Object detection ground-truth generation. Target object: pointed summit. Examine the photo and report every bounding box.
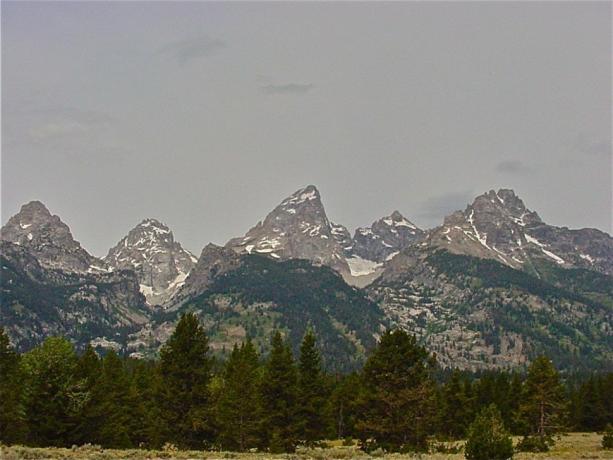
[467,189,542,227]
[19,200,52,217]
[428,189,612,274]
[351,210,425,263]
[279,184,321,207]
[167,243,243,310]
[226,185,349,274]
[104,218,197,305]
[1,200,106,273]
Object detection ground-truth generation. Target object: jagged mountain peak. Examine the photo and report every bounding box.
[226,185,349,275]
[18,200,53,217]
[104,218,197,306]
[1,200,106,273]
[279,184,321,207]
[167,243,243,310]
[381,210,419,230]
[350,210,425,265]
[429,189,612,274]
[139,217,167,227]
[129,218,174,241]
[467,189,542,225]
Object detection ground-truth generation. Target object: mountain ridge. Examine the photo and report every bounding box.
[1,187,611,371]
[104,218,197,305]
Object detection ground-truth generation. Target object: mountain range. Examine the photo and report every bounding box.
[1,186,611,371]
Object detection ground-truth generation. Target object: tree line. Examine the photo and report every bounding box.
[0,314,611,454]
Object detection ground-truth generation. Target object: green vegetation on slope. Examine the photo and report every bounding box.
[164,255,384,371]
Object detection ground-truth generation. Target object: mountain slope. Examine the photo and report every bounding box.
[104,218,197,305]
[367,189,613,371]
[351,211,425,263]
[226,185,350,275]
[425,189,613,275]
[368,246,612,371]
[0,241,149,352]
[131,247,385,371]
[0,201,108,273]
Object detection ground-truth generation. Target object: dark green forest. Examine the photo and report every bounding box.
[0,316,611,454]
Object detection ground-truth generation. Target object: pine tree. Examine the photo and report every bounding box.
[157,312,214,448]
[296,328,327,445]
[130,359,163,448]
[72,345,102,445]
[507,372,523,434]
[216,339,262,451]
[92,350,140,448]
[260,331,298,452]
[440,370,469,439]
[603,423,613,450]
[21,337,85,447]
[356,330,436,452]
[328,372,362,441]
[463,378,477,428]
[519,355,567,439]
[578,376,608,431]
[464,404,514,460]
[0,328,27,444]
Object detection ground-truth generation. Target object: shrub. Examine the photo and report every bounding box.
[341,437,354,446]
[603,424,613,450]
[465,405,514,460]
[516,435,551,452]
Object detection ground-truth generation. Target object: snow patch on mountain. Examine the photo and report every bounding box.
[105,218,196,305]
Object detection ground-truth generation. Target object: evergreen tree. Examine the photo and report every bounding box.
[157,313,214,448]
[577,376,608,431]
[130,359,164,448]
[356,330,436,452]
[463,378,477,428]
[72,345,102,445]
[21,337,85,447]
[91,351,140,448]
[296,328,327,445]
[464,404,514,460]
[328,372,362,440]
[0,328,27,444]
[603,423,613,450]
[216,339,262,451]
[260,331,298,452]
[519,355,567,439]
[440,370,470,439]
[507,372,523,434]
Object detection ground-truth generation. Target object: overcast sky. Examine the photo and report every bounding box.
[2,1,611,257]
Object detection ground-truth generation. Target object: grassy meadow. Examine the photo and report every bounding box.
[1,433,611,460]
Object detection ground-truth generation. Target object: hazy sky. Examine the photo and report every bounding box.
[2,1,611,257]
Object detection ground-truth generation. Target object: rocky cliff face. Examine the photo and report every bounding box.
[226,185,350,275]
[0,202,150,352]
[426,189,613,276]
[351,211,425,263]
[224,186,427,286]
[1,241,149,352]
[367,246,612,371]
[165,243,243,310]
[0,201,108,273]
[363,189,613,370]
[2,188,611,371]
[130,253,385,371]
[104,219,197,305]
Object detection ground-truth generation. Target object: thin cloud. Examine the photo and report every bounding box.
[28,108,114,141]
[496,160,532,174]
[572,134,611,157]
[159,35,225,64]
[261,83,314,95]
[416,190,474,228]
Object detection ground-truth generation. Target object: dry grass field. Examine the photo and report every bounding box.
[1,433,611,460]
